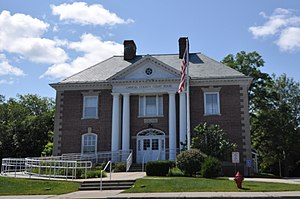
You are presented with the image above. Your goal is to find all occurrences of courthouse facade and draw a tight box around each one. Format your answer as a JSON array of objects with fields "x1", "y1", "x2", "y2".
[{"x1": 51, "y1": 38, "x2": 252, "y2": 174}]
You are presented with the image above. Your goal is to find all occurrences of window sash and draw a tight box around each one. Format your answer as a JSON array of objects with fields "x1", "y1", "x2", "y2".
[
  {"x1": 204, "y1": 92, "x2": 220, "y2": 115},
  {"x1": 83, "y1": 96, "x2": 98, "y2": 118},
  {"x1": 139, "y1": 95, "x2": 163, "y2": 116},
  {"x1": 82, "y1": 134, "x2": 97, "y2": 154}
]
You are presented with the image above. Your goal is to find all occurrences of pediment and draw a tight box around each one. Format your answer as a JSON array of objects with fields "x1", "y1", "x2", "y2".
[{"x1": 108, "y1": 55, "x2": 180, "y2": 81}]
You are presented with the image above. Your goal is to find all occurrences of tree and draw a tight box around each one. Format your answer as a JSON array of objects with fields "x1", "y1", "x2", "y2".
[
  {"x1": 222, "y1": 51, "x2": 273, "y2": 113},
  {"x1": 252, "y1": 74, "x2": 300, "y2": 176},
  {"x1": 191, "y1": 123, "x2": 237, "y2": 161},
  {"x1": 0, "y1": 94, "x2": 55, "y2": 159}
]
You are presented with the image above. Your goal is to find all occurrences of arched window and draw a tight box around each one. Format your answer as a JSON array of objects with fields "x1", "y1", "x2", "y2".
[{"x1": 81, "y1": 133, "x2": 97, "y2": 154}]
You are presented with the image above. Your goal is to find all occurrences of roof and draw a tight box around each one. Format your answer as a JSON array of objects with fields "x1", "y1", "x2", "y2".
[{"x1": 59, "y1": 53, "x2": 246, "y2": 84}]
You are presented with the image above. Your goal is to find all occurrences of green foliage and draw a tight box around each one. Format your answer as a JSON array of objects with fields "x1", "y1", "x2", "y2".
[
  {"x1": 114, "y1": 162, "x2": 126, "y2": 172},
  {"x1": 146, "y1": 160, "x2": 175, "y2": 176},
  {"x1": 81, "y1": 170, "x2": 106, "y2": 178},
  {"x1": 201, "y1": 156, "x2": 222, "y2": 178},
  {"x1": 0, "y1": 94, "x2": 54, "y2": 159},
  {"x1": 176, "y1": 149, "x2": 205, "y2": 176},
  {"x1": 168, "y1": 167, "x2": 184, "y2": 177},
  {"x1": 252, "y1": 74, "x2": 300, "y2": 176},
  {"x1": 222, "y1": 51, "x2": 272, "y2": 113},
  {"x1": 192, "y1": 123, "x2": 237, "y2": 161}
]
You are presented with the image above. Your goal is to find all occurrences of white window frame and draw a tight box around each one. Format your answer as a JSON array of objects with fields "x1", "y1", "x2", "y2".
[
  {"x1": 139, "y1": 95, "x2": 163, "y2": 117},
  {"x1": 81, "y1": 133, "x2": 97, "y2": 154},
  {"x1": 82, "y1": 96, "x2": 98, "y2": 119},
  {"x1": 204, "y1": 92, "x2": 220, "y2": 115}
]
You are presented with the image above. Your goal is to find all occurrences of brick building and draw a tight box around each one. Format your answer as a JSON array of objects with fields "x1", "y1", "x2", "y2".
[{"x1": 50, "y1": 38, "x2": 252, "y2": 175}]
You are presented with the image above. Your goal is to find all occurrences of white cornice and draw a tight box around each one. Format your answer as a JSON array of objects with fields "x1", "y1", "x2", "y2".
[
  {"x1": 50, "y1": 76, "x2": 252, "y2": 91},
  {"x1": 50, "y1": 82, "x2": 112, "y2": 91}
]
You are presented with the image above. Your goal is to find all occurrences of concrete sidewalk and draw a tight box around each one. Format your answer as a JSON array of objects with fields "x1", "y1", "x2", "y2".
[{"x1": 50, "y1": 191, "x2": 300, "y2": 198}]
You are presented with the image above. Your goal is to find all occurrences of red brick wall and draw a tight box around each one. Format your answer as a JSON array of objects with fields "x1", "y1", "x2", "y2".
[
  {"x1": 60, "y1": 90, "x2": 112, "y2": 154},
  {"x1": 59, "y1": 85, "x2": 244, "y2": 162},
  {"x1": 190, "y1": 85, "x2": 243, "y2": 158}
]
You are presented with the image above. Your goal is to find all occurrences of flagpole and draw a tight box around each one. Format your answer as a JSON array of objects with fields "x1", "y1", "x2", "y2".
[{"x1": 186, "y1": 38, "x2": 191, "y2": 150}]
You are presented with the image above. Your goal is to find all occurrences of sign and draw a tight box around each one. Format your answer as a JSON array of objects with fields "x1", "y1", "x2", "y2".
[
  {"x1": 144, "y1": 118, "x2": 158, "y2": 124},
  {"x1": 232, "y1": 152, "x2": 240, "y2": 164},
  {"x1": 246, "y1": 159, "x2": 252, "y2": 168}
]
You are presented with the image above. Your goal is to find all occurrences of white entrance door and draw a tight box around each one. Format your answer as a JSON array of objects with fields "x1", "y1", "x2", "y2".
[{"x1": 136, "y1": 129, "x2": 165, "y2": 163}]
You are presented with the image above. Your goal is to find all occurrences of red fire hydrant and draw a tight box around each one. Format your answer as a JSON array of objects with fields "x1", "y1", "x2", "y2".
[{"x1": 234, "y1": 171, "x2": 244, "y2": 189}]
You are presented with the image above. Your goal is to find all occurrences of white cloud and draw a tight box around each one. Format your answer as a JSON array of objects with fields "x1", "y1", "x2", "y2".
[
  {"x1": 0, "y1": 54, "x2": 25, "y2": 76},
  {"x1": 0, "y1": 10, "x2": 68, "y2": 64},
  {"x1": 0, "y1": 79, "x2": 14, "y2": 85},
  {"x1": 249, "y1": 8, "x2": 300, "y2": 51},
  {"x1": 51, "y1": 2, "x2": 134, "y2": 26},
  {"x1": 276, "y1": 27, "x2": 300, "y2": 52},
  {"x1": 41, "y1": 33, "x2": 123, "y2": 79}
]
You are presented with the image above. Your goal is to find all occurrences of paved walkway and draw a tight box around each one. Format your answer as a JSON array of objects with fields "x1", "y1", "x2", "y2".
[{"x1": 1, "y1": 172, "x2": 300, "y2": 198}]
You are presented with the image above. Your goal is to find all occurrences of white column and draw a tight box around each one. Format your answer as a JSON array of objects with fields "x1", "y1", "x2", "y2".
[
  {"x1": 168, "y1": 92, "x2": 177, "y2": 160},
  {"x1": 179, "y1": 92, "x2": 187, "y2": 151},
  {"x1": 111, "y1": 93, "x2": 120, "y2": 153},
  {"x1": 122, "y1": 93, "x2": 130, "y2": 152}
]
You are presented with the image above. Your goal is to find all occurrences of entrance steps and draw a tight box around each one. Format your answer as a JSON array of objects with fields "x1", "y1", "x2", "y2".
[
  {"x1": 128, "y1": 163, "x2": 143, "y2": 172},
  {"x1": 79, "y1": 180, "x2": 136, "y2": 190}
]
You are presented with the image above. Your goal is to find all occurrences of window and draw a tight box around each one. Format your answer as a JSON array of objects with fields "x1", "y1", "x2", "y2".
[
  {"x1": 139, "y1": 95, "x2": 163, "y2": 117},
  {"x1": 83, "y1": 96, "x2": 98, "y2": 119},
  {"x1": 82, "y1": 133, "x2": 97, "y2": 154},
  {"x1": 204, "y1": 92, "x2": 220, "y2": 115}
]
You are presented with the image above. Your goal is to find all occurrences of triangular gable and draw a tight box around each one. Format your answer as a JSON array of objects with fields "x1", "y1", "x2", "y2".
[{"x1": 108, "y1": 55, "x2": 180, "y2": 81}]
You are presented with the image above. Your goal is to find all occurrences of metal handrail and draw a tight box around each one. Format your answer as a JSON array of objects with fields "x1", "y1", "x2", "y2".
[
  {"x1": 126, "y1": 152, "x2": 133, "y2": 172},
  {"x1": 100, "y1": 160, "x2": 112, "y2": 191}
]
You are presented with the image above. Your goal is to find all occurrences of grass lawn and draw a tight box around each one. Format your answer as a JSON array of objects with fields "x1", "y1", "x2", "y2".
[
  {"x1": 0, "y1": 176, "x2": 80, "y2": 196},
  {"x1": 124, "y1": 177, "x2": 300, "y2": 193}
]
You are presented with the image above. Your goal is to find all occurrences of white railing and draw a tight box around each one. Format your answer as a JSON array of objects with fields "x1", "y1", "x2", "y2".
[
  {"x1": 100, "y1": 160, "x2": 112, "y2": 191},
  {"x1": 1, "y1": 156, "x2": 92, "y2": 180},
  {"x1": 62, "y1": 150, "x2": 132, "y2": 164},
  {"x1": 1, "y1": 158, "x2": 26, "y2": 176},
  {"x1": 24, "y1": 157, "x2": 92, "y2": 179},
  {"x1": 126, "y1": 151, "x2": 133, "y2": 172}
]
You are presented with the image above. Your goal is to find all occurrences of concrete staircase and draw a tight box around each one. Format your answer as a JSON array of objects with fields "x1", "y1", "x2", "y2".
[
  {"x1": 128, "y1": 164, "x2": 143, "y2": 172},
  {"x1": 79, "y1": 180, "x2": 136, "y2": 191}
]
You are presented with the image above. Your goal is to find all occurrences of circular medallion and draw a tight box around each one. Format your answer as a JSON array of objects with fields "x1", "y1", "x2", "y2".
[{"x1": 145, "y1": 67, "x2": 153, "y2": 76}]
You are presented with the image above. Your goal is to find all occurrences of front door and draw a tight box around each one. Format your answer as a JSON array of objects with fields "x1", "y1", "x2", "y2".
[{"x1": 136, "y1": 129, "x2": 165, "y2": 163}]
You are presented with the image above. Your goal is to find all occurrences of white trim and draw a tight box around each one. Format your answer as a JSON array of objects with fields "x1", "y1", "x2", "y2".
[
  {"x1": 204, "y1": 92, "x2": 220, "y2": 115},
  {"x1": 82, "y1": 96, "x2": 99, "y2": 119},
  {"x1": 81, "y1": 133, "x2": 98, "y2": 154}
]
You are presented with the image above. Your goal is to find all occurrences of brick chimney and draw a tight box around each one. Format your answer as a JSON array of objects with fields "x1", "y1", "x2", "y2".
[
  {"x1": 178, "y1": 37, "x2": 189, "y2": 59},
  {"x1": 123, "y1": 40, "x2": 136, "y2": 60}
]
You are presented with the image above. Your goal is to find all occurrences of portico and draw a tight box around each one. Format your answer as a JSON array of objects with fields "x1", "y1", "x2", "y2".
[{"x1": 110, "y1": 81, "x2": 187, "y2": 162}]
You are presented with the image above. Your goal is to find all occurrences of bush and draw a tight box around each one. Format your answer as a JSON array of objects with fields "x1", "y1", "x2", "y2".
[
  {"x1": 146, "y1": 160, "x2": 175, "y2": 176},
  {"x1": 168, "y1": 167, "x2": 184, "y2": 177},
  {"x1": 201, "y1": 156, "x2": 222, "y2": 178},
  {"x1": 114, "y1": 162, "x2": 126, "y2": 172},
  {"x1": 81, "y1": 170, "x2": 107, "y2": 179},
  {"x1": 176, "y1": 149, "x2": 205, "y2": 176}
]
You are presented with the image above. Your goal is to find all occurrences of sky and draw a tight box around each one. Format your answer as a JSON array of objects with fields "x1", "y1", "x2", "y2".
[{"x1": 1, "y1": 0, "x2": 300, "y2": 99}]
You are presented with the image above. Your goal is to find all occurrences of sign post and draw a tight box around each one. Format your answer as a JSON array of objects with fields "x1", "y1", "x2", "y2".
[{"x1": 232, "y1": 152, "x2": 240, "y2": 174}]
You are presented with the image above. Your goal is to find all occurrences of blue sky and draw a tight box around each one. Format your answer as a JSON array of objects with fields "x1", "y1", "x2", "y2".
[{"x1": 1, "y1": 0, "x2": 300, "y2": 99}]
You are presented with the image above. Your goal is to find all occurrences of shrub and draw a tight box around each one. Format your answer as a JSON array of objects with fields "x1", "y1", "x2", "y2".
[
  {"x1": 81, "y1": 170, "x2": 107, "y2": 179},
  {"x1": 168, "y1": 167, "x2": 184, "y2": 177},
  {"x1": 201, "y1": 156, "x2": 222, "y2": 178},
  {"x1": 114, "y1": 162, "x2": 126, "y2": 172},
  {"x1": 176, "y1": 149, "x2": 205, "y2": 176},
  {"x1": 146, "y1": 160, "x2": 175, "y2": 176}
]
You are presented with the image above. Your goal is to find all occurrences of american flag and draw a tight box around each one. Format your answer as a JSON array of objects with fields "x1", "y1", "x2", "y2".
[{"x1": 178, "y1": 48, "x2": 188, "y2": 93}]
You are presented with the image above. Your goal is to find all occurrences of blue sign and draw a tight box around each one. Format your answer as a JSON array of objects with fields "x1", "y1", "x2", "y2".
[{"x1": 246, "y1": 159, "x2": 251, "y2": 167}]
